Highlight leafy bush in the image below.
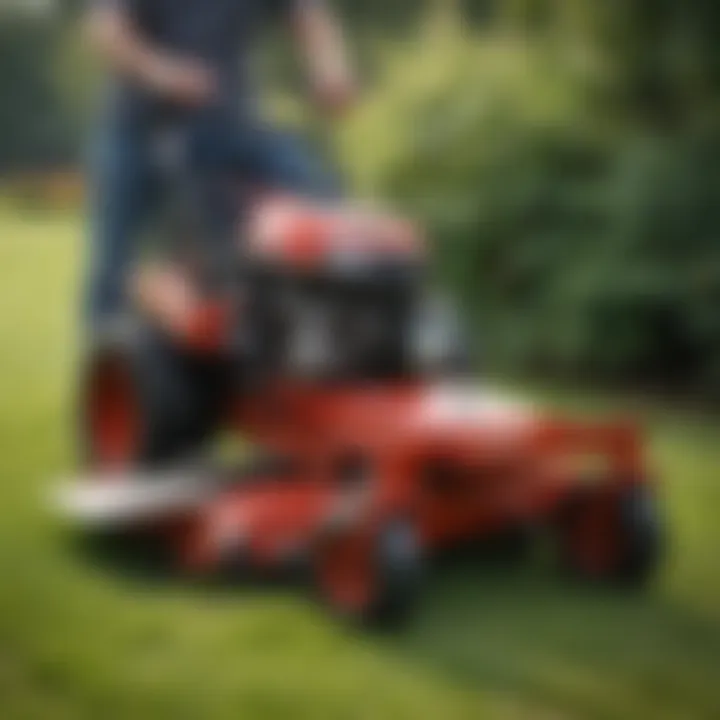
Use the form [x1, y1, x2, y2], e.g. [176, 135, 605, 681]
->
[339, 26, 720, 395]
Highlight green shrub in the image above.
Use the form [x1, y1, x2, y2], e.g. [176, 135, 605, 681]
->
[338, 27, 720, 395]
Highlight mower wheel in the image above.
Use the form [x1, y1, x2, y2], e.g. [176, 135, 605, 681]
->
[555, 483, 662, 587]
[82, 320, 229, 471]
[480, 524, 536, 565]
[314, 520, 423, 629]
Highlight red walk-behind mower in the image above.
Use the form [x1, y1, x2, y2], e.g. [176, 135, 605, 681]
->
[60, 197, 662, 627]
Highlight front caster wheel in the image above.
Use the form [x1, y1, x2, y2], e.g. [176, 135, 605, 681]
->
[314, 520, 423, 629]
[554, 483, 662, 587]
[82, 321, 228, 471]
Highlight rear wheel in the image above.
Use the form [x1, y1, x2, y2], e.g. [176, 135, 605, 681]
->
[314, 520, 423, 629]
[82, 322, 228, 471]
[554, 483, 662, 587]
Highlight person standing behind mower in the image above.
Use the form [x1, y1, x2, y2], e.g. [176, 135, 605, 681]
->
[84, 0, 355, 329]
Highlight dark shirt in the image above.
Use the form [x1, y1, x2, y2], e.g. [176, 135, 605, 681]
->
[98, 0, 301, 125]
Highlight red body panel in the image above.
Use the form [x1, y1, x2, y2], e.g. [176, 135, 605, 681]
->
[177, 382, 646, 572]
[245, 197, 424, 269]
[120, 196, 649, 578]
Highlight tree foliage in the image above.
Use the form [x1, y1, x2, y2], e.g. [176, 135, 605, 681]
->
[338, 6, 720, 393]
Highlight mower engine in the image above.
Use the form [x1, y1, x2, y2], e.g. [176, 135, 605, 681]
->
[242, 198, 426, 382]
[133, 197, 466, 385]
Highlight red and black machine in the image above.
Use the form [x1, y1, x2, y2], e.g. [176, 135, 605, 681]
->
[65, 197, 662, 626]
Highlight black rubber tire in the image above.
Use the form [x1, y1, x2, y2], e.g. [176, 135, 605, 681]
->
[614, 484, 664, 586]
[81, 320, 229, 470]
[479, 524, 536, 565]
[555, 483, 662, 588]
[368, 521, 424, 628]
[314, 520, 423, 630]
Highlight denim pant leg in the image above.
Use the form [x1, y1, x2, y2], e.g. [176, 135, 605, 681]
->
[85, 121, 157, 327]
[243, 122, 343, 201]
[187, 110, 342, 198]
[181, 111, 344, 288]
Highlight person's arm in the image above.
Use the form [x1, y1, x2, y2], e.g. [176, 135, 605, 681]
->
[84, 0, 216, 106]
[290, 1, 356, 116]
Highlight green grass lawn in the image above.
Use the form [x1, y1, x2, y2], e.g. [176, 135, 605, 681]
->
[0, 208, 719, 720]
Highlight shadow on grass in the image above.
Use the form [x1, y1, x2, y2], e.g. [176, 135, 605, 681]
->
[70, 529, 720, 718]
[69, 527, 306, 594]
[386, 559, 720, 719]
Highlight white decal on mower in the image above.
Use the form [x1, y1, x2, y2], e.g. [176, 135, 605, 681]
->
[418, 385, 533, 428]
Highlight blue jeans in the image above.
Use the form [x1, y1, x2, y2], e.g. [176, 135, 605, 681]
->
[85, 109, 339, 326]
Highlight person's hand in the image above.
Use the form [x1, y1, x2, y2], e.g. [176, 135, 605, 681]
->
[311, 71, 358, 118]
[147, 56, 218, 107]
